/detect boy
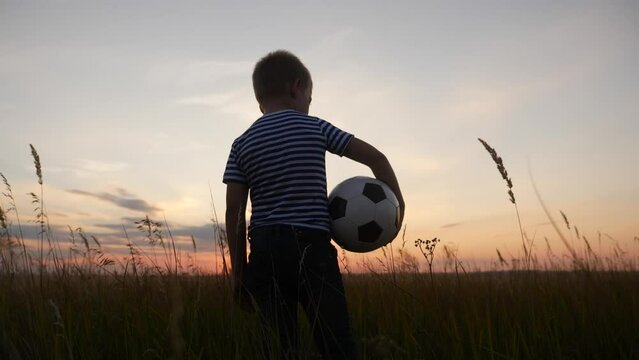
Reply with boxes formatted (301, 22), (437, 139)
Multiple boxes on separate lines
(224, 50), (405, 359)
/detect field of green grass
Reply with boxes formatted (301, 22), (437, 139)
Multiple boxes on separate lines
(1, 144), (637, 359)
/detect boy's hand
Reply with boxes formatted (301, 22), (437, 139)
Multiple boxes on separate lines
(343, 137), (406, 236)
(393, 200), (405, 238)
(226, 182), (251, 312)
(397, 201), (405, 233)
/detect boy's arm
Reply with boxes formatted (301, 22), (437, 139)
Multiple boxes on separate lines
(225, 183), (249, 285)
(342, 137), (405, 227)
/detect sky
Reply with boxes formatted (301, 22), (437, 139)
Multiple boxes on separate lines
(1, 0), (638, 272)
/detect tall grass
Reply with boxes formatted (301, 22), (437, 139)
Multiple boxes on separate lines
(0, 144), (637, 359)
(478, 138), (529, 269)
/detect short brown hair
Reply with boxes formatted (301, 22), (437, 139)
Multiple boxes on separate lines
(252, 50), (312, 103)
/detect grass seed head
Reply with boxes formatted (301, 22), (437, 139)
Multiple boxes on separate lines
(135, 215), (164, 246)
(496, 248), (508, 266)
(478, 138), (515, 204)
(1, 173), (12, 196)
(190, 235), (197, 251)
(29, 144), (43, 185)
(0, 205), (7, 229)
(560, 210), (571, 230)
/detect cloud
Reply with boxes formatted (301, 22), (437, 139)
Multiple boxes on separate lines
(151, 57), (258, 121)
(131, 133), (209, 155)
(77, 159), (129, 173)
(175, 88), (257, 121)
(48, 159), (129, 179)
(49, 212), (69, 219)
(67, 189), (160, 214)
(440, 222), (463, 229)
(443, 84), (518, 121)
(93, 220), (220, 252)
(303, 28), (360, 63)
(176, 92), (239, 107)
(94, 217), (220, 244)
(2, 223), (69, 242)
(1, 221), (217, 259)
(147, 59), (252, 89)
(396, 154), (444, 175)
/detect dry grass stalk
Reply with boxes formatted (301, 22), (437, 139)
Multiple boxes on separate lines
(1, 172), (31, 275)
(209, 183), (228, 276)
(544, 237), (559, 269)
(0, 205), (7, 230)
(29, 144), (65, 275)
(190, 235), (197, 252)
(0, 204), (12, 269)
(135, 215), (164, 247)
(496, 248), (508, 267)
(415, 237), (440, 282)
(28, 144), (61, 283)
(583, 236), (594, 254)
(339, 248), (351, 274)
(528, 168), (580, 266)
(560, 210), (570, 229)
(478, 138), (515, 204)
(30, 144), (43, 185)
(478, 138), (529, 268)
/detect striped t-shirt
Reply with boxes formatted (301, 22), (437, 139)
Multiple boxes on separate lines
(223, 109), (353, 233)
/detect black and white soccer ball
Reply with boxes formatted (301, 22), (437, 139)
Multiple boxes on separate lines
(328, 176), (401, 253)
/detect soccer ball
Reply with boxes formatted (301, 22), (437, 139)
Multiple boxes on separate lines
(328, 176), (400, 253)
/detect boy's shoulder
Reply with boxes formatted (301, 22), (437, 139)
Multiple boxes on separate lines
(232, 110), (324, 146)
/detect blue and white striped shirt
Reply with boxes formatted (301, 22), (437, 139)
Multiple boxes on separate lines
(223, 109), (353, 233)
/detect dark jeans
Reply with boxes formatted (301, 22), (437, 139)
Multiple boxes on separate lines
(246, 224), (357, 360)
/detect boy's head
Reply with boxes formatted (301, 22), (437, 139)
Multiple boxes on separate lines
(252, 50), (313, 114)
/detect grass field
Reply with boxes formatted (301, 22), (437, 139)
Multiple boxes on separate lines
(0, 144), (637, 359)
(1, 270), (637, 359)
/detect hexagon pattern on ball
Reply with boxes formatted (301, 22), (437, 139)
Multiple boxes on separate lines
(327, 176), (401, 253)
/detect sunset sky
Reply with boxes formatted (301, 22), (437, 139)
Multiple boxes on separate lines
(1, 1), (637, 271)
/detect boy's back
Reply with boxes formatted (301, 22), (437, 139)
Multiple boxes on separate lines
(224, 109), (353, 233)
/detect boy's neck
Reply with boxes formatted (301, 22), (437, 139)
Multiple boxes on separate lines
(260, 99), (308, 115)
(262, 105), (295, 114)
